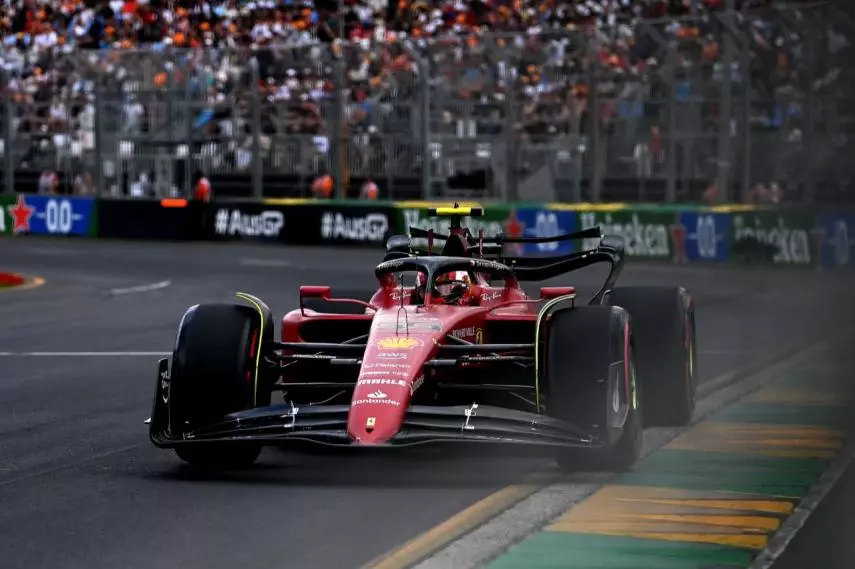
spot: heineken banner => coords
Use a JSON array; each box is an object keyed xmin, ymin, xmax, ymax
[
  {"xmin": 397, "ymin": 204, "xmax": 514, "ymax": 239},
  {"xmin": 575, "ymin": 209, "xmax": 680, "ymax": 262},
  {"xmin": 0, "ymin": 194, "xmax": 13, "ymax": 235},
  {"xmin": 730, "ymin": 211, "xmax": 817, "ymax": 266}
]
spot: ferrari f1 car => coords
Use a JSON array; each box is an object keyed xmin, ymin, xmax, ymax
[{"xmin": 148, "ymin": 205, "xmax": 697, "ymax": 472}]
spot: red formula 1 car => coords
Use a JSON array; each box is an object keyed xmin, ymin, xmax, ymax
[{"xmin": 148, "ymin": 206, "xmax": 697, "ymax": 472}]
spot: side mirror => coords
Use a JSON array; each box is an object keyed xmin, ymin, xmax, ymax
[
  {"xmin": 540, "ymin": 286, "xmax": 576, "ymax": 300},
  {"xmin": 299, "ymin": 286, "xmax": 331, "ymax": 299},
  {"xmin": 468, "ymin": 284, "xmax": 483, "ymax": 305},
  {"xmin": 386, "ymin": 234, "xmax": 411, "ymax": 253}
]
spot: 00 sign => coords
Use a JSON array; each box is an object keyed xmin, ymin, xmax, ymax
[{"xmin": 45, "ymin": 199, "xmax": 74, "ymax": 234}]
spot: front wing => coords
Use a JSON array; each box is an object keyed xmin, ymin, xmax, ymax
[{"xmin": 149, "ymin": 402, "xmax": 607, "ymax": 450}]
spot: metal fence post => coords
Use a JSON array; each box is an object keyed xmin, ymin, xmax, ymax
[
  {"xmin": 250, "ymin": 57, "xmax": 263, "ymax": 199},
  {"xmin": 588, "ymin": 42, "xmax": 602, "ymax": 202},
  {"xmin": 717, "ymin": 12, "xmax": 751, "ymax": 202},
  {"xmin": 2, "ymin": 71, "xmax": 13, "ymax": 194},
  {"xmin": 803, "ymin": 25, "xmax": 817, "ymax": 205},
  {"xmin": 94, "ymin": 79, "xmax": 105, "ymax": 195},
  {"xmin": 333, "ymin": 44, "xmax": 346, "ymax": 200},
  {"xmin": 505, "ymin": 49, "xmax": 518, "ymax": 202},
  {"xmin": 640, "ymin": 21, "xmax": 677, "ymax": 202},
  {"xmin": 716, "ymin": 2, "xmax": 736, "ymax": 203},
  {"xmin": 413, "ymin": 51, "xmax": 432, "ymax": 201}
]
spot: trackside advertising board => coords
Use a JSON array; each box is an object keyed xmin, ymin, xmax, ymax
[
  {"xmin": 12, "ymin": 194, "xmax": 854, "ymax": 272},
  {"xmin": 0, "ymin": 194, "xmax": 12, "ymax": 235},
  {"xmin": 676, "ymin": 211, "xmax": 731, "ymax": 263},
  {"xmin": 313, "ymin": 204, "xmax": 395, "ymax": 246},
  {"xmin": 816, "ymin": 213, "xmax": 855, "ymax": 269},
  {"xmin": 730, "ymin": 211, "xmax": 817, "ymax": 266},
  {"xmin": 1, "ymin": 194, "xmax": 97, "ymax": 236}
]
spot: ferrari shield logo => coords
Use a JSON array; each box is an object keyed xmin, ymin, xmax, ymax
[
  {"xmin": 375, "ymin": 337, "xmax": 424, "ymax": 350},
  {"xmin": 366, "ymin": 417, "xmax": 376, "ymax": 427}
]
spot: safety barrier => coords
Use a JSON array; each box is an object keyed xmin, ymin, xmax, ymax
[{"xmin": 1, "ymin": 194, "xmax": 853, "ymax": 270}]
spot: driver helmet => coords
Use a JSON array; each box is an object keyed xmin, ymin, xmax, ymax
[
  {"xmin": 414, "ymin": 271, "xmax": 471, "ymax": 303},
  {"xmin": 434, "ymin": 271, "xmax": 470, "ymax": 297}
]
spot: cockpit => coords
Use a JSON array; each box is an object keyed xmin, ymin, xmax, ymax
[{"xmin": 374, "ymin": 256, "xmax": 515, "ymax": 308}]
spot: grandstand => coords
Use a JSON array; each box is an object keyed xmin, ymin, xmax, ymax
[{"xmin": 1, "ymin": 0, "xmax": 853, "ymax": 203}]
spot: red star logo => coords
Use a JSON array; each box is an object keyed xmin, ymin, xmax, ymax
[
  {"xmin": 504, "ymin": 210, "xmax": 525, "ymax": 256},
  {"xmin": 8, "ymin": 194, "xmax": 35, "ymax": 235},
  {"xmin": 505, "ymin": 210, "xmax": 525, "ymax": 238}
]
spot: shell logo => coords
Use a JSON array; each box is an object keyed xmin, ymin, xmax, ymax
[{"xmin": 375, "ymin": 337, "xmax": 424, "ymax": 349}]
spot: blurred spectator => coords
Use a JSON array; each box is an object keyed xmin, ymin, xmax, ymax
[{"xmin": 193, "ymin": 169, "xmax": 212, "ymax": 201}]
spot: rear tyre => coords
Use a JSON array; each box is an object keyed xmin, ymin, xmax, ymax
[
  {"xmin": 608, "ymin": 286, "xmax": 696, "ymax": 426},
  {"xmin": 168, "ymin": 303, "xmax": 272, "ymax": 468},
  {"xmin": 545, "ymin": 306, "xmax": 643, "ymax": 473},
  {"xmin": 302, "ymin": 288, "xmax": 375, "ymax": 314}
]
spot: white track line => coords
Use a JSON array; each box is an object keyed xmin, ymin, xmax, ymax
[
  {"xmin": 240, "ymin": 258, "xmax": 292, "ymax": 268},
  {"xmin": 110, "ymin": 280, "xmax": 171, "ymax": 296},
  {"xmin": 0, "ymin": 352, "xmax": 170, "ymax": 357}
]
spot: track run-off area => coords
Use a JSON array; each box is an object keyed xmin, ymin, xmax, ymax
[{"xmin": 0, "ymin": 237, "xmax": 853, "ymax": 569}]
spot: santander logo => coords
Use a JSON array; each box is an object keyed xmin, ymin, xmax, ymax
[{"xmin": 366, "ymin": 390, "xmax": 387, "ymax": 399}]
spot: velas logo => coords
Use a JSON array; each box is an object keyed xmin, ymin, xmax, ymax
[
  {"xmin": 375, "ymin": 337, "xmax": 423, "ymax": 350},
  {"xmin": 7, "ymin": 195, "xmax": 35, "ymax": 235}
]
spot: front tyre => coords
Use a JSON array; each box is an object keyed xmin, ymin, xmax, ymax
[
  {"xmin": 544, "ymin": 305, "xmax": 643, "ymax": 473},
  {"xmin": 167, "ymin": 303, "xmax": 273, "ymax": 468}
]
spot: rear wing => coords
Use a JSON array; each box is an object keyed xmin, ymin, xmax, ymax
[{"xmin": 406, "ymin": 225, "xmax": 602, "ymax": 250}]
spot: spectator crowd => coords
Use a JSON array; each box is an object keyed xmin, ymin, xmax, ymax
[{"xmin": 1, "ymin": 0, "xmax": 852, "ymax": 200}]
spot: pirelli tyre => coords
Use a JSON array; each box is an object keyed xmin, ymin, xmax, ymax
[
  {"xmin": 607, "ymin": 286, "xmax": 697, "ymax": 427},
  {"xmin": 302, "ymin": 288, "xmax": 376, "ymax": 314},
  {"xmin": 168, "ymin": 303, "xmax": 273, "ymax": 468},
  {"xmin": 544, "ymin": 305, "xmax": 643, "ymax": 472}
]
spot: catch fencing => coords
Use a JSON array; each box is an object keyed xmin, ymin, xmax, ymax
[{"xmin": 1, "ymin": 3, "xmax": 853, "ymax": 203}]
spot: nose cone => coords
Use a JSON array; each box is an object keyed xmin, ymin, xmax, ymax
[
  {"xmin": 347, "ymin": 334, "xmax": 432, "ymax": 444},
  {"xmin": 347, "ymin": 382, "xmax": 411, "ymax": 444}
]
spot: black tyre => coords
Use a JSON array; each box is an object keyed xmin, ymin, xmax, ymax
[
  {"xmin": 607, "ymin": 286, "xmax": 696, "ymax": 427},
  {"xmin": 168, "ymin": 303, "xmax": 273, "ymax": 468},
  {"xmin": 302, "ymin": 288, "xmax": 376, "ymax": 314},
  {"xmin": 545, "ymin": 305, "xmax": 643, "ymax": 472}
]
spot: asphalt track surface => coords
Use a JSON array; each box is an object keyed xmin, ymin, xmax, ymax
[{"xmin": 0, "ymin": 236, "xmax": 853, "ymax": 569}]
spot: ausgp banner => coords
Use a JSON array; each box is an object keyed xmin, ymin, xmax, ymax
[
  {"xmin": 207, "ymin": 202, "xmax": 290, "ymax": 242},
  {"xmin": 212, "ymin": 205, "xmax": 287, "ymax": 241},
  {"xmin": 315, "ymin": 205, "xmax": 394, "ymax": 246}
]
